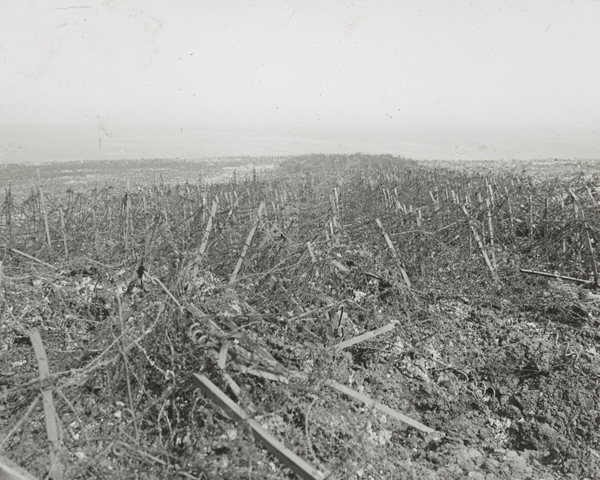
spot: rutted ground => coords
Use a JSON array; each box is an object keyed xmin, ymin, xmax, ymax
[{"xmin": 1, "ymin": 155, "xmax": 599, "ymax": 479}]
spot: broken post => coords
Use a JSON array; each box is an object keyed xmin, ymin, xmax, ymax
[
  {"xmin": 29, "ymin": 329, "xmax": 64, "ymax": 480},
  {"xmin": 192, "ymin": 373, "xmax": 326, "ymax": 480}
]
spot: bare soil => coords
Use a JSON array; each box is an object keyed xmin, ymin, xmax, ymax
[{"xmin": 1, "ymin": 155, "xmax": 599, "ymax": 479}]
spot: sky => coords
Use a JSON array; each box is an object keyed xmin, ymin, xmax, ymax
[
  {"xmin": 1, "ymin": 1, "xmax": 599, "ymax": 163},
  {"xmin": 2, "ymin": 0, "xmax": 600, "ymax": 130}
]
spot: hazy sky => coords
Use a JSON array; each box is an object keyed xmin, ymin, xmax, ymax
[{"xmin": 2, "ymin": 0, "xmax": 600, "ymax": 130}]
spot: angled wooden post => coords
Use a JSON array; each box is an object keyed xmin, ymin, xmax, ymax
[{"xmin": 29, "ymin": 329, "xmax": 64, "ymax": 480}]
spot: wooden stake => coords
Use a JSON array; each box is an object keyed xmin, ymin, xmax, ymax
[
  {"xmin": 332, "ymin": 321, "xmax": 397, "ymax": 350},
  {"xmin": 333, "ymin": 186, "xmax": 340, "ymax": 212},
  {"xmin": 59, "ymin": 207, "xmax": 68, "ymax": 257},
  {"xmin": 107, "ymin": 203, "xmax": 112, "ymax": 233},
  {"xmin": 529, "ymin": 194, "xmax": 534, "ymax": 238},
  {"xmin": 429, "ymin": 190, "xmax": 437, "ymax": 207},
  {"xmin": 196, "ymin": 197, "xmax": 219, "ymax": 262},
  {"xmin": 0, "ymin": 453, "xmax": 39, "ymax": 480},
  {"xmin": 586, "ymin": 186, "xmax": 598, "ymax": 207},
  {"xmin": 37, "ymin": 170, "xmax": 52, "ymax": 252},
  {"xmin": 9, "ymin": 248, "xmax": 57, "ymax": 270},
  {"xmin": 218, "ymin": 341, "xmax": 230, "ymax": 370},
  {"xmin": 307, "ymin": 242, "xmax": 316, "ymax": 264},
  {"xmin": 192, "ymin": 373, "xmax": 326, "ymax": 480},
  {"xmin": 30, "ymin": 329, "xmax": 64, "ymax": 479},
  {"xmin": 584, "ymin": 222, "xmax": 599, "ymax": 287},
  {"xmin": 487, "ymin": 183, "xmax": 495, "ymax": 207},
  {"xmin": 124, "ymin": 180, "xmax": 132, "ymax": 251},
  {"xmin": 505, "ymin": 186, "xmax": 514, "ymax": 236},
  {"xmin": 4, "ymin": 186, "xmax": 12, "ymax": 248},
  {"xmin": 329, "ymin": 220, "xmax": 336, "ymax": 244},
  {"xmin": 229, "ymin": 201, "xmax": 265, "ymax": 284},
  {"xmin": 307, "ymin": 242, "xmax": 319, "ymax": 278},
  {"xmin": 331, "ymin": 260, "xmax": 350, "ymax": 273},
  {"xmin": 520, "ymin": 268, "xmax": 590, "ymax": 285},
  {"xmin": 326, "ymin": 380, "xmax": 435, "ymax": 434},
  {"xmin": 375, "ymin": 218, "xmax": 411, "ymax": 287},
  {"xmin": 462, "ymin": 206, "xmax": 496, "ymax": 279},
  {"xmin": 543, "ymin": 196, "xmax": 549, "ymax": 238},
  {"xmin": 91, "ymin": 200, "xmax": 99, "ymax": 257},
  {"xmin": 486, "ymin": 198, "xmax": 496, "ymax": 270}
]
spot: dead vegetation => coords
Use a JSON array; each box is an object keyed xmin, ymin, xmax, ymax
[{"xmin": 1, "ymin": 154, "xmax": 600, "ymax": 479}]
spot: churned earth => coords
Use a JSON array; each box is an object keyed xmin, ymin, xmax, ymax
[{"xmin": 1, "ymin": 155, "xmax": 599, "ymax": 479}]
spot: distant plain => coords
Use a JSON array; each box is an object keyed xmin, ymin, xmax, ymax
[{"xmin": 1, "ymin": 124, "xmax": 599, "ymax": 196}]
